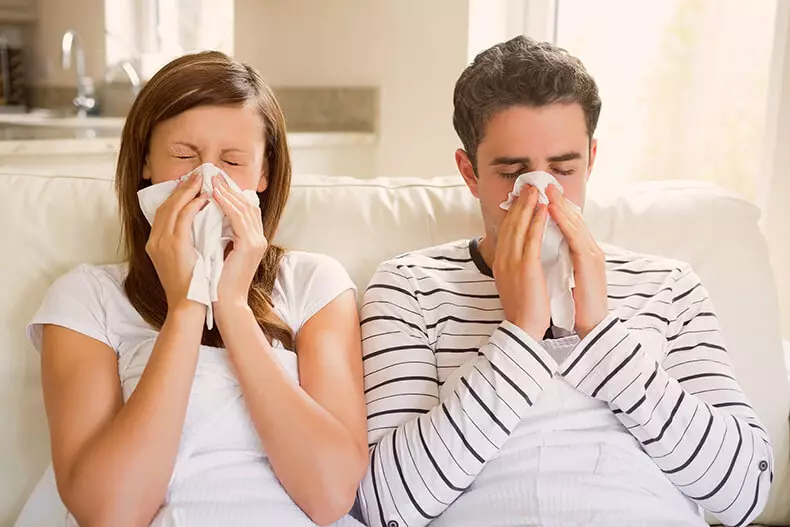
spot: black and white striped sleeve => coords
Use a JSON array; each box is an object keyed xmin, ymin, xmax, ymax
[
  {"xmin": 358, "ymin": 261, "xmax": 557, "ymax": 527},
  {"xmin": 559, "ymin": 266, "xmax": 772, "ymax": 527}
]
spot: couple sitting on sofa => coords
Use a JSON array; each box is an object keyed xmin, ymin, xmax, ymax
[{"xmin": 25, "ymin": 36, "xmax": 772, "ymax": 527}]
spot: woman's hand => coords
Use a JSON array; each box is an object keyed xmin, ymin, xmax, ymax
[
  {"xmin": 146, "ymin": 171, "xmax": 209, "ymax": 311},
  {"xmin": 212, "ymin": 175, "xmax": 268, "ymax": 314}
]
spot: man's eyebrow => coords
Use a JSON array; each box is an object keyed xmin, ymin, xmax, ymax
[
  {"xmin": 547, "ymin": 152, "xmax": 582, "ymax": 163},
  {"xmin": 489, "ymin": 152, "xmax": 582, "ymax": 166},
  {"xmin": 490, "ymin": 156, "xmax": 531, "ymax": 166}
]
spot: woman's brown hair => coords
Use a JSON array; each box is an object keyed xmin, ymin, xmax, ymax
[{"xmin": 117, "ymin": 51, "xmax": 294, "ymax": 350}]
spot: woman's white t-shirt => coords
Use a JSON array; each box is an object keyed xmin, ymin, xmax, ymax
[{"xmin": 25, "ymin": 251, "xmax": 362, "ymax": 527}]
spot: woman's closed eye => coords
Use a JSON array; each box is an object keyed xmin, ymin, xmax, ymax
[{"xmin": 222, "ymin": 159, "xmax": 241, "ymax": 167}]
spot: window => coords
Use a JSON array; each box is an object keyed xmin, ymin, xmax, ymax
[
  {"xmin": 105, "ymin": 0, "xmax": 233, "ymax": 80},
  {"xmin": 553, "ymin": 0, "xmax": 778, "ymax": 202}
]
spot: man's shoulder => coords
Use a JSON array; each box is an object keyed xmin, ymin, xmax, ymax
[
  {"xmin": 601, "ymin": 243, "xmax": 694, "ymax": 284},
  {"xmin": 377, "ymin": 239, "xmax": 476, "ymax": 272},
  {"xmin": 365, "ymin": 239, "xmax": 485, "ymax": 295}
]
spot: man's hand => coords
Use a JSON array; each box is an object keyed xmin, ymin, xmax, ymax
[
  {"xmin": 546, "ymin": 185, "xmax": 609, "ymax": 338},
  {"xmin": 493, "ymin": 186, "xmax": 551, "ymax": 342}
]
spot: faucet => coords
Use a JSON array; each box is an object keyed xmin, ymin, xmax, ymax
[
  {"xmin": 0, "ymin": 34, "xmax": 10, "ymax": 106},
  {"xmin": 106, "ymin": 60, "xmax": 142, "ymax": 98},
  {"xmin": 61, "ymin": 30, "xmax": 96, "ymax": 117}
]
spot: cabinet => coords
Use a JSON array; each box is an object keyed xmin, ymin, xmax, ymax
[{"xmin": 0, "ymin": 0, "xmax": 36, "ymax": 23}]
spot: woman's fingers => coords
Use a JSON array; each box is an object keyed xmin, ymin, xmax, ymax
[
  {"xmin": 213, "ymin": 180, "xmax": 246, "ymax": 234},
  {"xmin": 214, "ymin": 177, "xmax": 262, "ymax": 233},
  {"xmin": 174, "ymin": 194, "xmax": 210, "ymax": 240},
  {"xmin": 155, "ymin": 172, "xmax": 202, "ymax": 234}
]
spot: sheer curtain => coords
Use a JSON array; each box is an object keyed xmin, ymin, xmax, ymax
[
  {"xmin": 551, "ymin": 0, "xmax": 789, "ymax": 339},
  {"xmin": 105, "ymin": 0, "xmax": 234, "ymax": 79},
  {"xmin": 554, "ymin": 0, "xmax": 778, "ymax": 202}
]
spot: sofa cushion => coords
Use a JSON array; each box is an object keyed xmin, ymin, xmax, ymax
[{"xmin": 0, "ymin": 171, "xmax": 787, "ymax": 525}]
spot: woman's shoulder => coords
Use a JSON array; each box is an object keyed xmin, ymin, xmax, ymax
[
  {"xmin": 58, "ymin": 262, "xmax": 129, "ymax": 296},
  {"xmin": 275, "ymin": 250, "xmax": 357, "ymax": 331},
  {"xmin": 47, "ymin": 262, "xmax": 126, "ymax": 294},
  {"xmin": 278, "ymin": 250, "xmax": 352, "ymax": 282},
  {"xmin": 28, "ymin": 262, "xmax": 130, "ymax": 354}
]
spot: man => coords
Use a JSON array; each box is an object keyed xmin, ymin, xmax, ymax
[{"xmin": 357, "ymin": 36, "xmax": 772, "ymax": 527}]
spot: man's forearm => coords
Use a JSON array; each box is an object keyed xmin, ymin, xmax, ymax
[
  {"xmin": 560, "ymin": 314, "xmax": 773, "ymax": 527},
  {"xmin": 361, "ymin": 320, "xmax": 557, "ymax": 527}
]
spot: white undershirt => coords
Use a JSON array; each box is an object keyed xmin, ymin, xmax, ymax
[{"xmin": 26, "ymin": 251, "xmax": 362, "ymax": 527}]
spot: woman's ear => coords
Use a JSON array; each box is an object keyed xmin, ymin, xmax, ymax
[
  {"xmin": 257, "ymin": 167, "xmax": 269, "ymax": 193},
  {"xmin": 142, "ymin": 156, "xmax": 152, "ymax": 181}
]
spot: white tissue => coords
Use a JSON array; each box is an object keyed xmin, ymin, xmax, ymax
[
  {"xmin": 499, "ymin": 171, "xmax": 577, "ymax": 333},
  {"xmin": 137, "ymin": 163, "xmax": 259, "ymax": 329}
]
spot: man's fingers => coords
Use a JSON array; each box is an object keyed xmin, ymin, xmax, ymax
[
  {"xmin": 546, "ymin": 185, "xmax": 583, "ymax": 224},
  {"xmin": 496, "ymin": 195, "xmax": 520, "ymax": 262},
  {"xmin": 548, "ymin": 201, "xmax": 584, "ymax": 256},
  {"xmin": 546, "ymin": 185, "xmax": 599, "ymax": 250},
  {"xmin": 506, "ymin": 187, "xmax": 538, "ymax": 256},
  {"xmin": 525, "ymin": 203, "xmax": 548, "ymax": 259}
]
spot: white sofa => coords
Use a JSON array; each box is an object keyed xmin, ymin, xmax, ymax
[{"xmin": 0, "ymin": 169, "xmax": 788, "ymax": 526}]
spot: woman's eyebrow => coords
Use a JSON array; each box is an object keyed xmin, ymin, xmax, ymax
[{"xmin": 171, "ymin": 141, "xmax": 199, "ymax": 150}]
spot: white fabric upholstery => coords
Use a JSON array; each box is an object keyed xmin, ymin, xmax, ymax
[{"xmin": 0, "ymin": 170, "xmax": 787, "ymax": 526}]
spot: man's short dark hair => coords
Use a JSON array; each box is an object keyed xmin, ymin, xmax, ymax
[{"xmin": 453, "ymin": 35, "xmax": 602, "ymax": 169}]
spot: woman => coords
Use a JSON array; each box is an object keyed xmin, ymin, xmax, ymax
[{"xmin": 26, "ymin": 52, "xmax": 368, "ymax": 527}]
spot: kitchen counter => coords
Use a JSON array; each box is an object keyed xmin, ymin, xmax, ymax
[
  {"xmin": 0, "ymin": 133, "xmax": 378, "ymax": 178},
  {"xmin": 0, "ymin": 132, "xmax": 376, "ymax": 155}
]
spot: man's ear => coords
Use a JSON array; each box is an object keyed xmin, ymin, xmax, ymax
[
  {"xmin": 586, "ymin": 138, "xmax": 598, "ymax": 182},
  {"xmin": 455, "ymin": 149, "xmax": 479, "ymax": 198}
]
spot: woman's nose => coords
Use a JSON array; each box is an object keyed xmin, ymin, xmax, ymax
[{"xmin": 199, "ymin": 155, "xmax": 221, "ymax": 167}]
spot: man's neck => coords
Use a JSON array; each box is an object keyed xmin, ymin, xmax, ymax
[{"xmin": 477, "ymin": 235, "xmax": 496, "ymax": 272}]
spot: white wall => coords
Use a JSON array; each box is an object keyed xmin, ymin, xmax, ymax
[
  {"xmin": 33, "ymin": 0, "xmax": 105, "ymax": 85},
  {"xmin": 235, "ymin": 0, "xmax": 469, "ymax": 178},
  {"xmin": 32, "ymin": 0, "xmax": 471, "ymax": 178},
  {"xmin": 763, "ymin": 1, "xmax": 790, "ymax": 338}
]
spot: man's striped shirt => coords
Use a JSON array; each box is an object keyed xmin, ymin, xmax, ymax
[{"xmin": 358, "ymin": 239, "xmax": 772, "ymax": 527}]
